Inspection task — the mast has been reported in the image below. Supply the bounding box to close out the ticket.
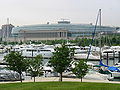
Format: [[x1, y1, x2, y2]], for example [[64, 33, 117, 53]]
[[86, 9, 101, 60], [99, 9, 102, 60]]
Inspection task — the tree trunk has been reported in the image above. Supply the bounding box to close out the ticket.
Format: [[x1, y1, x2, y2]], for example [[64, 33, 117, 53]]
[[19, 73, 22, 83], [34, 76, 35, 82], [81, 77, 82, 82], [59, 72, 62, 82]]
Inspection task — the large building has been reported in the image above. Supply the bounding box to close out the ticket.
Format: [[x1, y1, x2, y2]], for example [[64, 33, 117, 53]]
[[11, 21, 117, 41], [0, 24, 14, 41], [2, 24, 14, 37]]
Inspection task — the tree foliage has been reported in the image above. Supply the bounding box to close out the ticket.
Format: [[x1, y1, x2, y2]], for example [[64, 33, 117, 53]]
[[49, 44, 73, 81], [28, 55, 43, 82], [72, 59, 88, 82], [1, 34, 120, 46], [4, 51, 29, 82]]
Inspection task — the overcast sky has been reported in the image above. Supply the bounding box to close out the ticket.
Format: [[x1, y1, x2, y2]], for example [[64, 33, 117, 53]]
[[0, 0, 119, 27]]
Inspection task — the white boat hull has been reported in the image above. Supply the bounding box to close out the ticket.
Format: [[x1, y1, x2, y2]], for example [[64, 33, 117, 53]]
[[74, 53, 100, 60]]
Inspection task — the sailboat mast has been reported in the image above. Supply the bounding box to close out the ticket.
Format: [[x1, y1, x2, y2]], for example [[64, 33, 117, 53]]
[[86, 9, 101, 60], [99, 9, 102, 60]]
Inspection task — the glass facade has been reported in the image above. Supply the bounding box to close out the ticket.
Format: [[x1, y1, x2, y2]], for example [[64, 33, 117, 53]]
[[12, 23, 116, 39]]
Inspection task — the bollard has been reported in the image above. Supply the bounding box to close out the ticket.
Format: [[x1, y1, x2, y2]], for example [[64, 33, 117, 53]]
[[107, 52, 109, 65], [113, 51, 115, 65], [119, 51, 120, 63]]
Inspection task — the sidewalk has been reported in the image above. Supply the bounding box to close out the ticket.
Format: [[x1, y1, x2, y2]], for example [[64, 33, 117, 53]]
[[0, 77, 120, 84]]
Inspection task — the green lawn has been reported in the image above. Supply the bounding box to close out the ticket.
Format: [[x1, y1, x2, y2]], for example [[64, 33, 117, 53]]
[[0, 82, 120, 90]]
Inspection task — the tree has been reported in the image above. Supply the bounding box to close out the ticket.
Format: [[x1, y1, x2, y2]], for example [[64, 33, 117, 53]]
[[49, 44, 73, 81], [28, 55, 43, 82], [72, 59, 88, 82], [4, 51, 29, 82]]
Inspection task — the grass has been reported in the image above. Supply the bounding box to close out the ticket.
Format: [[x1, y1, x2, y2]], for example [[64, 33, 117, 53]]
[[0, 82, 120, 90]]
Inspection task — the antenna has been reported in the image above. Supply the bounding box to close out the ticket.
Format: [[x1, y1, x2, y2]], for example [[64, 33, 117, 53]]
[[6, 18, 9, 41], [7, 18, 9, 25]]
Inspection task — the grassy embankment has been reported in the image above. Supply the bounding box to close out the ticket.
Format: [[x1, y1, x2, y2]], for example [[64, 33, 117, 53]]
[[0, 82, 120, 90]]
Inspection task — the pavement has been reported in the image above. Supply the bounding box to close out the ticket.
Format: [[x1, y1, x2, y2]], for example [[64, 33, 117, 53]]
[[0, 77, 120, 84]]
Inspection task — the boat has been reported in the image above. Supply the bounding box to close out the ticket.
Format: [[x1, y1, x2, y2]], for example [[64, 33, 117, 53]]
[[38, 48, 54, 59], [73, 46, 100, 60], [74, 9, 102, 61], [102, 46, 120, 58], [74, 52, 100, 60], [65, 43, 100, 60], [21, 47, 39, 57], [0, 45, 7, 54], [21, 46, 54, 58], [110, 46, 120, 58], [99, 60, 120, 79], [102, 48, 114, 59], [0, 65, 24, 81]]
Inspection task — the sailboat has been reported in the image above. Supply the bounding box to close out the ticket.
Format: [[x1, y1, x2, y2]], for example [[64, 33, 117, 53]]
[[74, 46, 100, 60], [74, 9, 102, 61], [99, 60, 120, 79], [86, 9, 102, 61], [89, 9, 120, 79]]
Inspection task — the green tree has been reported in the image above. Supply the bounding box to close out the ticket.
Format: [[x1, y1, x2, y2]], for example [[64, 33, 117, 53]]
[[49, 44, 73, 81], [72, 59, 88, 82], [28, 55, 43, 82], [4, 51, 29, 82]]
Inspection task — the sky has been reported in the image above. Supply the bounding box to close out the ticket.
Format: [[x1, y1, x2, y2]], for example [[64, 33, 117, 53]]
[[0, 0, 120, 27]]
